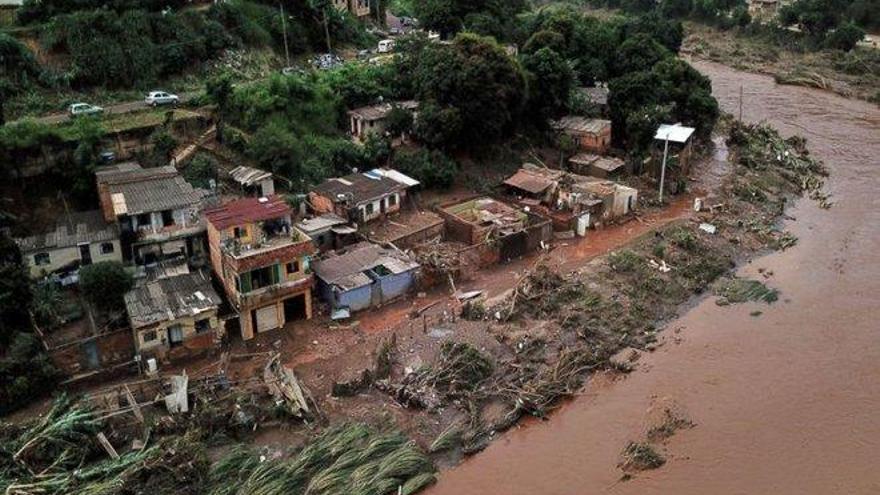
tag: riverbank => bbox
[426,59,880,495]
[683,22,880,104]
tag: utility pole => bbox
[659,135,670,204]
[279,2,291,67]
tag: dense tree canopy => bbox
[410,33,527,148]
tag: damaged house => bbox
[229,165,275,197]
[96,162,208,267]
[568,152,627,180]
[651,124,696,193]
[309,168,418,225]
[16,210,122,279]
[295,213,355,253]
[551,116,612,154]
[439,197,552,262]
[205,195,317,340]
[348,101,418,143]
[313,242,420,316]
[124,271,222,363]
[503,164,638,234]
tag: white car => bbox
[68,102,103,117]
[145,91,179,107]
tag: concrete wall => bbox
[134,311,220,356]
[320,269,416,312]
[25,239,122,277]
[48,328,136,377]
[356,192,402,224]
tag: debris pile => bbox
[713,277,779,305]
[208,423,435,495]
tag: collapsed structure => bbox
[309,168,418,225]
[503,164,638,234]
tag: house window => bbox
[34,252,51,266]
[137,213,151,228]
[365,202,374,216]
[234,226,246,239]
[195,318,211,334]
[287,260,299,274]
[100,242,114,254]
[143,330,157,342]
[388,194,397,207]
[161,210,175,227]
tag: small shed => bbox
[229,166,275,197]
[568,153,626,179]
[313,242,420,313]
[652,124,696,188]
[552,117,612,154]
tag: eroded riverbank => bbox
[426,60,880,494]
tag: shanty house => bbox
[204,195,317,340]
[439,197,552,262]
[16,210,122,278]
[95,162,207,266]
[313,242,420,315]
[552,117,612,154]
[651,124,696,193]
[333,0,370,17]
[503,165,637,233]
[568,153,627,180]
[124,271,222,362]
[229,165,275,197]
[309,169,417,225]
[348,101,417,142]
[295,213,355,252]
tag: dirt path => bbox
[424,60,880,494]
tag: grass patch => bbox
[713,277,779,305]
[620,442,666,471]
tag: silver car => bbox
[68,102,103,117]
[145,91,179,107]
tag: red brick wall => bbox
[49,329,136,377]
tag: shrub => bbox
[78,261,133,313]
[0,332,58,415]
[393,148,458,189]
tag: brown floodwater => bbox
[427,60,880,494]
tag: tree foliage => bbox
[0,332,58,415]
[78,261,133,313]
[393,148,458,189]
[410,33,526,148]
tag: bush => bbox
[823,22,865,51]
[392,148,458,189]
[183,154,219,189]
[0,332,58,415]
[78,261,133,313]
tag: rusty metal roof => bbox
[503,168,560,194]
[204,195,291,230]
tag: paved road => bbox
[15,91,201,125]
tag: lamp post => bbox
[659,134,670,203]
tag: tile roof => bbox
[313,242,419,291]
[124,271,221,328]
[16,210,119,252]
[204,195,291,230]
[96,163,204,215]
[348,101,418,121]
[503,167,561,194]
[312,172,406,206]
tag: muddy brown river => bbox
[427,61,880,494]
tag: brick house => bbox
[308,169,417,225]
[204,196,317,340]
[552,116,613,154]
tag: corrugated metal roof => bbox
[312,172,406,206]
[16,210,119,252]
[348,101,418,121]
[655,124,696,144]
[204,195,291,230]
[313,242,419,291]
[296,213,348,234]
[229,166,273,186]
[366,168,420,187]
[503,168,559,194]
[97,163,203,215]
[569,153,625,172]
[124,271,221,328]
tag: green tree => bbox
[0,332,58,415]
[614,33,673,76]
[652,58,719,139]
[183,154,219,189]
[823,21,865,50]
[522,47,574,122]
[392,148,458,189]
[412,33,527,148]
[0,233,32,343]
[412,100,463,149]
[78,261,133,313]
[0,121,62,182]
[384,106,414,137]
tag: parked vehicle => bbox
[144,91,179,107]
[68,103,103,117]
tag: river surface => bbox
[427,60,880,494]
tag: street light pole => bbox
[659,135,670,203]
